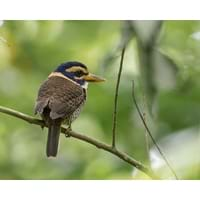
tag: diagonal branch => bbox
[131,81,179,180]
[112,46,126,148]
[0,105,158,179]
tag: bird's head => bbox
[51,61,105,88]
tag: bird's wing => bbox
[34,79,50,115]
[35,76,86,120]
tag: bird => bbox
[35,61,105,157]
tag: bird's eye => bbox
[75,70,83,77]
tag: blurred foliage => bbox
[0,20,200,179]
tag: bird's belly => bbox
[63,100,85,125]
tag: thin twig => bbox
[142,108,151,166]
[0,105,158,179]
[131,81,179,180]
[112,46,126,148]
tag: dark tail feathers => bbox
[46,119,62,157]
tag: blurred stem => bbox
[0,105,158,179]
[126,21,163,112]
[112,46,126,148]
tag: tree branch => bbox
[131,81,179,180]
[0,105,158,179]
[112,46,126,148]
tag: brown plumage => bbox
[35,61,105,157]
[35,75,86,157]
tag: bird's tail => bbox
[46,119,62,157]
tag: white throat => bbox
[82,82,88,89]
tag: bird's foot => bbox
[40,120,48,130]
[40,122,45,130]
[64,126,72,138]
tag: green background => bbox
[0,20,200,179]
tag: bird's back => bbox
[35,75,86,124]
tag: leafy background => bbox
[0,20,200,179]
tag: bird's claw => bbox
[40,124,45,130]
[40,121,47,130]
[65,126,72,138]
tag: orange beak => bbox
[83,73,105,82]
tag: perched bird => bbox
[35,61,105,157]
